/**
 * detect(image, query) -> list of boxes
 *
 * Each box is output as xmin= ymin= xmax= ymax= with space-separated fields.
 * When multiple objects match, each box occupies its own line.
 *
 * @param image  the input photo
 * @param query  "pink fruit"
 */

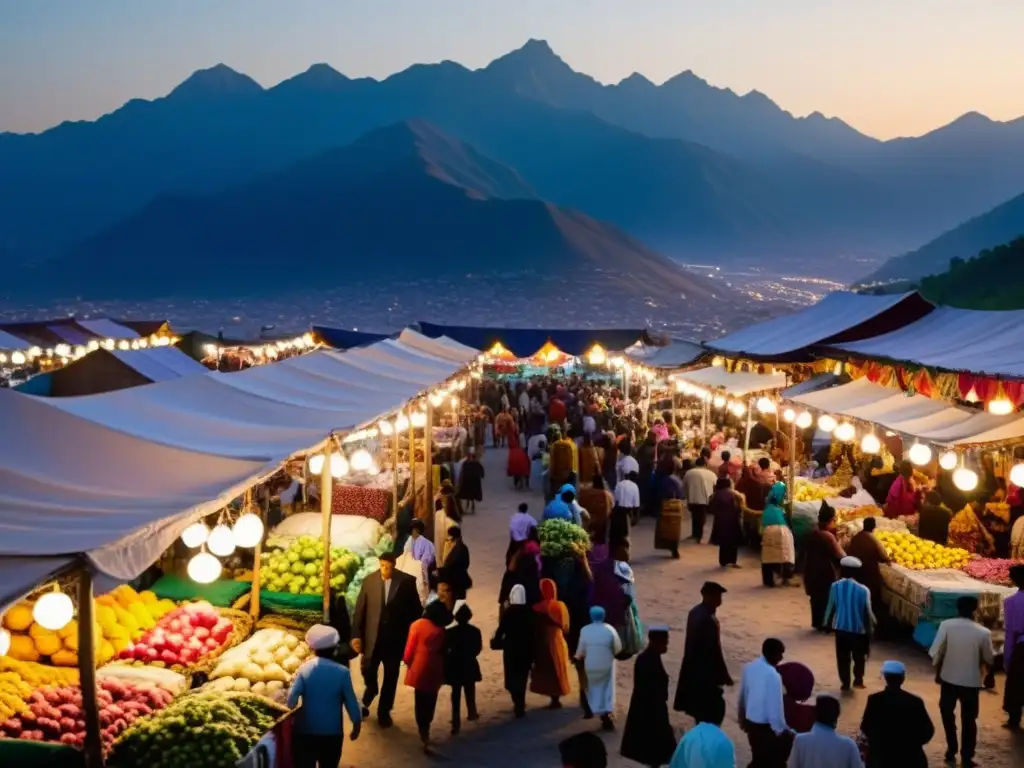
xmin=193 ymin=627 xmax=210 ymax=641
xmin=60 ymin=733 xmax=77 ymax=746
xmin=168 ymin=619 xmax=182 ymax=633
xmin=144 ymin=648 xmax=159 ymax=662
xmin=159 ymin=649 xmax=178 ymax=664
xmin=59 ymin=717 xmax=76 ymax=732
xmin=133 ymin=645 xmax=149 ymax=661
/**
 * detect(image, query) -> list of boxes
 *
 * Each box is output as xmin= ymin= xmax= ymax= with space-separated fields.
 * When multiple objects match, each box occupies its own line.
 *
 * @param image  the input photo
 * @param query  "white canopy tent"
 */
xmin=671 ymin=366 xmax=788 ymax=396
xmin=785 ymin=377 xmax=1024 ymax=447
xmin=398 ymin=328 xmax=480 ymax=364
xmin=626 ymin=340 xmax=705 ymax=371
xmin=0 ymin=337 xmax=472 ymax=608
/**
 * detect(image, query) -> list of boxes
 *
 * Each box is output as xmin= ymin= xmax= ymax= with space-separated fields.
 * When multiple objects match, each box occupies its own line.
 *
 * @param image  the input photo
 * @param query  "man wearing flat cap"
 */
xmin=674 ymin=582 xmax=732 ymax=722
xmin=352 ymin=551 xmax=423 ymax=727
xmin=860 ymin=660 xmax=934 ymax=768
xmin=621 ymin=626 xmax=677 ymax=766
xmin=823 ymin=556 xmax=875 ymax=691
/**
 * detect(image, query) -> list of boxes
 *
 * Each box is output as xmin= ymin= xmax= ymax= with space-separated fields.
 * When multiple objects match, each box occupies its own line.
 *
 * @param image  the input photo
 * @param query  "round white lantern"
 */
xmin=394 ymin=413 xmax=410 ymax=432
xmin=429 ymin=392 xmax=445 ymax=408
xmin=207 ymin=524 xmax=236 ymax=557
xmin=782 ymin=408 xmax=796 ymax=423
xmin=939 ymin=451 xmax=958 ymax=471
xmin=834 ymin=422 xmax=856 ymax=442
xmin=330 ymin=452 xmax=350 ymax=478
xmin=860 ymin=434 xmax=881 ymax=454
xmin=411 ymin=411 xmax=427 ymax=428
xmin=712 ymin=395 xmax=727 ymax=409
xmin=1009 ymin=462 xmax=1024 ymax=488
xmin=180 ymin=522 xmax=210 ymax=548
xmin=0 ymin=628 xmax=10 ymax=657
xmin=33 ymin=591 xmax=74 ymax=631
xmin=818 ymin=414 xmax=837 ymax=433
xmin=232 ymin=513 xmax=264 ymax=548
xmin=378 ymin=419 xmax=394 ymax=436
xmin=987 ymin=397 xmax=1014 ymax=416
xmin=308 ymin=453 xmax=325 ymax=475
xmin=756 ymin=397 xmax=776 ymax=414
xmin=953 ymin=467 xmax=979 ymax=492
xmin=730 ymin=402 xmax=746 ymax=417
xmin=187 ymin=552 xmax=222 ymax=584
xmin=908 ymin=442 xmax=932 ymax=466
xmin=796 ymin=412 xmax=813 ymax=429
xmin=350 ymin=449 xmax=373 ymax=472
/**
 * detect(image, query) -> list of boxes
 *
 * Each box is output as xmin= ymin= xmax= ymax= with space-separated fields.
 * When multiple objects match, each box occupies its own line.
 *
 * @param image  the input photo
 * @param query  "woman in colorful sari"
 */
xmin=760 ymin=481 xmax=795 ymax=588
xmin=530 ymin=578 xmax=572 ymax=708
xmin=885 ymin=460 xmax=917 ymax=519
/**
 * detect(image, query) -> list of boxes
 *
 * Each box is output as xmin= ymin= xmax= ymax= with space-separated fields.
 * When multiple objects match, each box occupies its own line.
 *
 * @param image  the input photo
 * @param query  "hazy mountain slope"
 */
xmin=864 ymin=190 xmax=1024 ymax=283
xmin=918 ymin=237 xmax=1024 ymax=309
xmin=33 ymin=122 xmax=732 ymax=308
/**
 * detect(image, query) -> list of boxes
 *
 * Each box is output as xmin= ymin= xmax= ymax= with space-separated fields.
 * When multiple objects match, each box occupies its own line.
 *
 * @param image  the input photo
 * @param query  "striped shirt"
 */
xmin=824 ymin=578 xmax=874 ymax=635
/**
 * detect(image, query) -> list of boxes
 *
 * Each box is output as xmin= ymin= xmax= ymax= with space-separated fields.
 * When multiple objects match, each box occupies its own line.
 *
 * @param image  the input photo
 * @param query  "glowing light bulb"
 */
xmin=411 ymin=411 xmax=427 ymax=428
xmin=834 ymin=422 xmax=856 ymax=442
xmin=330 ymin=452 xmax=350 ymax=478
xmin=796 ymin=412 xmax=813 ymax=429
xmin=308 ymin=453 xmax=325 ymax=475
xmin=1009 ymin=462 xmax=1024 ymax=488
xmin=0 ymin=628 xmax=10 ymax=657
xmin=860 ymin=434 xmax=880 ymax=454
xmin=908 ymin=442 xmax=932 ymax=466
xmin=756 ymin=397 xmax=776 ymax=414
xmin=350 ymin=449 xmax=373 ymax=472
xmin=953 ymin=467 xmax=978 ymax=492
xmin=378 ymin=420 xmax=394 ymax=436
xmin=939 ymin=451 xmax=958 ymax=471
xmin=231 ymin=513 xmax=264 ymax=548
xmin=207 ymin=524 xmax=236 ymax=557
xmin=188 ymin=552 xmax=222 ymax=584
xmin=394 ymin=414 xmax=410 ymax=432
xmin=180 ymin=522 xmax=210 ymax=548
xmin=33 ymin=591 xmax=74 ymax=631
xmin=817 ymin=414 xmax=837 ymax=433
xmin=987 ymin=397 xmax=1014 ymax=416
xmin=712 ymin=395 xmax=726 ymax=409
xmin=782 ymin=408 xmax=796 ymax=423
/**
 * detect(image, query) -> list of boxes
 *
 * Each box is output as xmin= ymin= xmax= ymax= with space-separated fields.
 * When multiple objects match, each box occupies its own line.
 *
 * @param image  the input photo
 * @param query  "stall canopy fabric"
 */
xmin=626 ymin=340 xmax=705 ymax=370
xmin=830 ymin=306 xmax=1024 ymax=379
xmin=0 ymin=337 xmax=470 ymax=606
xmin=18 ymin=347 xmax=208 ymax=397
xmin=397 ymin=328 xmax=480 ymax=364
xmin=672 ymin=366 xmax=788 ymax=396
xmin=784 ymin=377 xmax=1024 ymax=447
xmin=312 ymin=325 xmax=390 ymax=350
xmin=0 ymin=317 xmax=156 ymax=350
xmin=704 ymin=291 xmax=933 ymax=360
xmin=417 ymin=322 xmax=652 ymax=358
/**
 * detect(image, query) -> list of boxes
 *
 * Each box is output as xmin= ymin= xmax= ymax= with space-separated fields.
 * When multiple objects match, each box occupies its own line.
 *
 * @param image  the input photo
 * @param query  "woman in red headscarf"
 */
xmin=506 ymin=438 xmax=531 ymax=490
xmin=530 ymin=578 xmax=572 ymax=707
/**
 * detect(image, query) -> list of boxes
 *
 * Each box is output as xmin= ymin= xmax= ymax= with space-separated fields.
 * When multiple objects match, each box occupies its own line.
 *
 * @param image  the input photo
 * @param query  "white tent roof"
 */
xmin=626 ymin=340 xmax=705 ymax=370
xmin=109 ymin=347 xmax=208 ymax=383
xmin=0 ymin=338 xmax=468 ymax=606
xmin=832 ymin=306 xmax=1024 ymax=379
xmin=0 ymin=330 xmax=27 ymax=350
xmin=76 ymin=318 xmax=141 ymax=340
xmin=398 ymin=329 xmax=480 ymax=363
xmin=784 ymin=377 xmax=1024 ymax=447
xmin=706 ymin=291 xmax=924 ymax=358
xmin=672 ymin=366 xmax=788 ymax=396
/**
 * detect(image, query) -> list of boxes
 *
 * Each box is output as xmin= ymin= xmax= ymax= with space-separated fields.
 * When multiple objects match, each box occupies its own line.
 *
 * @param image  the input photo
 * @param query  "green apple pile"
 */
xmin=258 ymin=536 xmax=363 ymax=595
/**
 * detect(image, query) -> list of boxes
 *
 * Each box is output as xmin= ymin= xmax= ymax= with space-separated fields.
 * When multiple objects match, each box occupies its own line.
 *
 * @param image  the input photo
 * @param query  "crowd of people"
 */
xmin=275 ymin=372 xmax=1021 ymax=768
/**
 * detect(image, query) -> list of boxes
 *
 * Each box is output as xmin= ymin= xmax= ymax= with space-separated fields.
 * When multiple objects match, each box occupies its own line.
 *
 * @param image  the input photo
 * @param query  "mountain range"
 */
xmin=862 ymin=189 xmax=1024 ymax=283
xmin=29 ymin=121 xmax=727 ymax=309
xmin=918 ymin=236 xmax=1024 ymax=309
xmin=3 ymin=39 xmax=1024 ymax=296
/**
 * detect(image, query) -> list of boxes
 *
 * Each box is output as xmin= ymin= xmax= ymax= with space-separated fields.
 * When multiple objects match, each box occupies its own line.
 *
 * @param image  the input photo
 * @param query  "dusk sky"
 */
xmin=2 ymin=0 xmax=1021 ymax=138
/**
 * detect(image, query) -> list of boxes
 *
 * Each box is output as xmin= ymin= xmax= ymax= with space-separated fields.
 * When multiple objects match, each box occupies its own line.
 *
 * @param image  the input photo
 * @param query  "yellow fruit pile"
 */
xmin=0 ymin=657 xmax=79 ymax=720
xmin=875 ymin=530 xmax=971 ymax=571
xmin=793 ymin=480 xmax=838 ymax=503
xmin=2 ymin=585 xmax=175 ymax=668
xmin=836 ymin=505 xmax=883 ymax=524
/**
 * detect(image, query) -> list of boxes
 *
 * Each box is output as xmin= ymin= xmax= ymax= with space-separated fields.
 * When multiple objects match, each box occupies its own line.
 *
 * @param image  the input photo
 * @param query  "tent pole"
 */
xmin=788 ymin=417 xmax=798 ymax=515
xmin=408 ymin=403 xmax=417 ymax=522
xmin=701 ymin=398 xmax=708 ymax=439
xmin=744 ymin=397 xmax=754 ymax=455
xmin=320 ymin=443 xmax=333 ymax=622
xmin=77 ymin=569 xmax=103 ymax=768
xmin=425 ymin=403 xmax=435 ymax=541
xmin=392 ymin=424 xmax=399 ymax=520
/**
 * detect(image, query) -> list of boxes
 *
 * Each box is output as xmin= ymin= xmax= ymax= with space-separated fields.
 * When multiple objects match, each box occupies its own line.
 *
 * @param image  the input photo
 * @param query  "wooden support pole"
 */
xmin=77 ymin=570 xmax=102 ymax=768
xmin=392 ymin=425 xmax=400 ymax=519
xmin=249 ymin=531 xmax=263 ymax=619
xmin=743 ymin=397 xmax=754 ymax=455
xmin=408 ymin=403 xmax=417 ymax=520
xmin=425 ymin=403 xmax=435 ymax=541
xmin=788 ymin=416 xmax=798 ymax=516
xmin=319 ymin=443 xmax=333 ymax=622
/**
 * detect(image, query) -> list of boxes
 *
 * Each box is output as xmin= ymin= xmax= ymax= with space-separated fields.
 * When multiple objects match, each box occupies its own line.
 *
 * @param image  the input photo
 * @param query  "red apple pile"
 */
xmin=116 ymin=601 xmax=234 ymax=668
xmin=0 ymin=677 xmax=174 ymax=753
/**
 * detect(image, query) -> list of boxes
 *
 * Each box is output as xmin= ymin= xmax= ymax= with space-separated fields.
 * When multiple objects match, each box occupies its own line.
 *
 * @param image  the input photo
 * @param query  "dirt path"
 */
xmin=341 ymin=448 xmax=1024 ymax=767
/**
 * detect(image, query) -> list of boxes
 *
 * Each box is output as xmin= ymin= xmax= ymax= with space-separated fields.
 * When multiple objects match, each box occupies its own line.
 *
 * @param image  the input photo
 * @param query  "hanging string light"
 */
xmin=939 ymin=451 xmax=958 ymax=471
xmin=729 ymin=401 xmax=746 ymax=417
xmin=712 ymin=395 xmax=727 ymax=409
xmin=207 ymin=524 xmax=236 ymax=557
xmin=394 ymin=413 xmax=410 ymax=431
xmin=410 ymin=410 xmax=427 ymax=428
xmin=232 ymin=513 xmax=264 ymax=548
xmin=908 ymin=442 xmax=932 ymax=466
xmin=378 ymin=419 xmax=394 ymax=436
xmin=349 ymin=449 xmax=373 ymax=473
xmin=188 ymin=552 xmax=222 ymax=584
xmin=817 ymin=414 xmax=837 ymax=433
xmin=429 ymin=392 xmax=445 ymax=408
xmin=987 ymin=397 xmax=1014 ymax=416
xmin=308 ymin=453 xmax=325 ymax=475
xmin=330 ymin=452 xmax=350 ymax=478
xmin=756 ymin=397 xmax=776 ymax=414
xmin=953 ymin=459 xmax=979 ymax=492
xmin=33 ymin=589 xmax=75 ymax=631
xmin=834 ymin=422 xmax=856 ymax=442
xmin=860 ymin=433 xmax=881 ymax=454
xmin=0 ymin=628 xmax=10 ymax=657
xmin=1007 ymin=461 xmax=1024 ymax=487
xmin=782 ymin=408 xmax=796 ymax=423
xmin=180 ymin=522 xmax=210 ymax=548
xmin=796 ymin=412 xmax=813 ymax=429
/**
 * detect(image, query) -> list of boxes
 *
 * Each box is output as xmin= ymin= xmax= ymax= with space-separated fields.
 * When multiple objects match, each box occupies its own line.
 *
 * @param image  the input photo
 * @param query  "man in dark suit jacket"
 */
xmin=352 ymin=552 xmax=422 ymax=727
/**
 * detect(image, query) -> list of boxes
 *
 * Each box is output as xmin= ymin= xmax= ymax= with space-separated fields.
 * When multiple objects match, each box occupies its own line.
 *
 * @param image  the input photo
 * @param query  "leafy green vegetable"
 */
xmin=537 ymin=519 xmax=591 ymax=559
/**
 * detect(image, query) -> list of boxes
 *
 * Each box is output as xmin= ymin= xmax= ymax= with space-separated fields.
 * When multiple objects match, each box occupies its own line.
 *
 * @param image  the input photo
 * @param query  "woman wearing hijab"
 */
xmin=493 ymin=584 xmax=535 ymax=718
xmin=760 ymin=481 xmax=796 ymax=587
xmin=440 ymin=525 xmax=472 ymax=600
xmin=578 ymin=474 xmax=615 ymax=543
xmin=287 ymin=625 xmax=362 ymax=768
xmin=579 ymin=433 xmax=602 ymax=491
xmin=530 ymin=578 xmax=572 ymax=708
xmin=507 ymin=437 xmax=531 ymax=490
xmin=779 ymin=661 xmax=816 ymax=734
xmin=575 ymin=605 xmax=623 ymax=731
xmin=885 ymin=460 xmax=918 ymax=519
xmin=710 ymin=476 xmax=744 ymax=568
xmin=403 ymin=600 xmax=451 ymax=753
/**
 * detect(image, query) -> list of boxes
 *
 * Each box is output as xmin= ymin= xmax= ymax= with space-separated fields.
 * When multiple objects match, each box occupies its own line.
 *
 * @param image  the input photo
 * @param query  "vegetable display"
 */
xmin=116 ymin=601 xmax=235 ymax=669
xmin=875 ymin=531 xmax=972 ymax=570
xmin=107 ymin=690 xmax=288 ymax=767
xmin=205 ymin=628 xmax=310 ymax=702
xmin=538 ymin=519 xmax=591 ymax=559
xmin=0 ymin=677 xmax=174 ymax=754
xmin=793 ymin=480 xmax=839 ymax=503
xmin=258 ymin=537 xmax=363 ymax=596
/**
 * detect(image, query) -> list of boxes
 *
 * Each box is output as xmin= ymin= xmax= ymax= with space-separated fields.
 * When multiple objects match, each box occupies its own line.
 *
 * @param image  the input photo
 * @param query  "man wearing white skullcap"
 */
xmin=861 ymin=659 xmax=934 ymax=767
xmin=824 ymin=555 xmax=875 ymax=691
xmin=287 ymin=624 xmax=362 ymax=766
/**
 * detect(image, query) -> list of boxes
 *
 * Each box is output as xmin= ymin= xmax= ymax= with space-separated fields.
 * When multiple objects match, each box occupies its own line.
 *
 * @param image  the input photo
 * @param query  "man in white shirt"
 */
xmin=518 ymin=389 xmax=531 ymax=433
xmin=929 ymin=595 xmax=995 ymax=767
xmin=682 ymin=457 xmax=718 ymax=543
xmin=788 ymin=694 xmax=863 ymax=768
xmin=616 ymin=444 xmax=640 ymax=484
xmin=614 ymin=470 xmax=642 ymax=526
xmin=738 ymin=637 xmax=792 ymax=767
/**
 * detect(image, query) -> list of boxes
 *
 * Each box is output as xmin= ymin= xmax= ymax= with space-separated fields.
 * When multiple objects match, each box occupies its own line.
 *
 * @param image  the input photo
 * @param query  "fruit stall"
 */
xmin=0 ymin=335 xmax=482 ymax=766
